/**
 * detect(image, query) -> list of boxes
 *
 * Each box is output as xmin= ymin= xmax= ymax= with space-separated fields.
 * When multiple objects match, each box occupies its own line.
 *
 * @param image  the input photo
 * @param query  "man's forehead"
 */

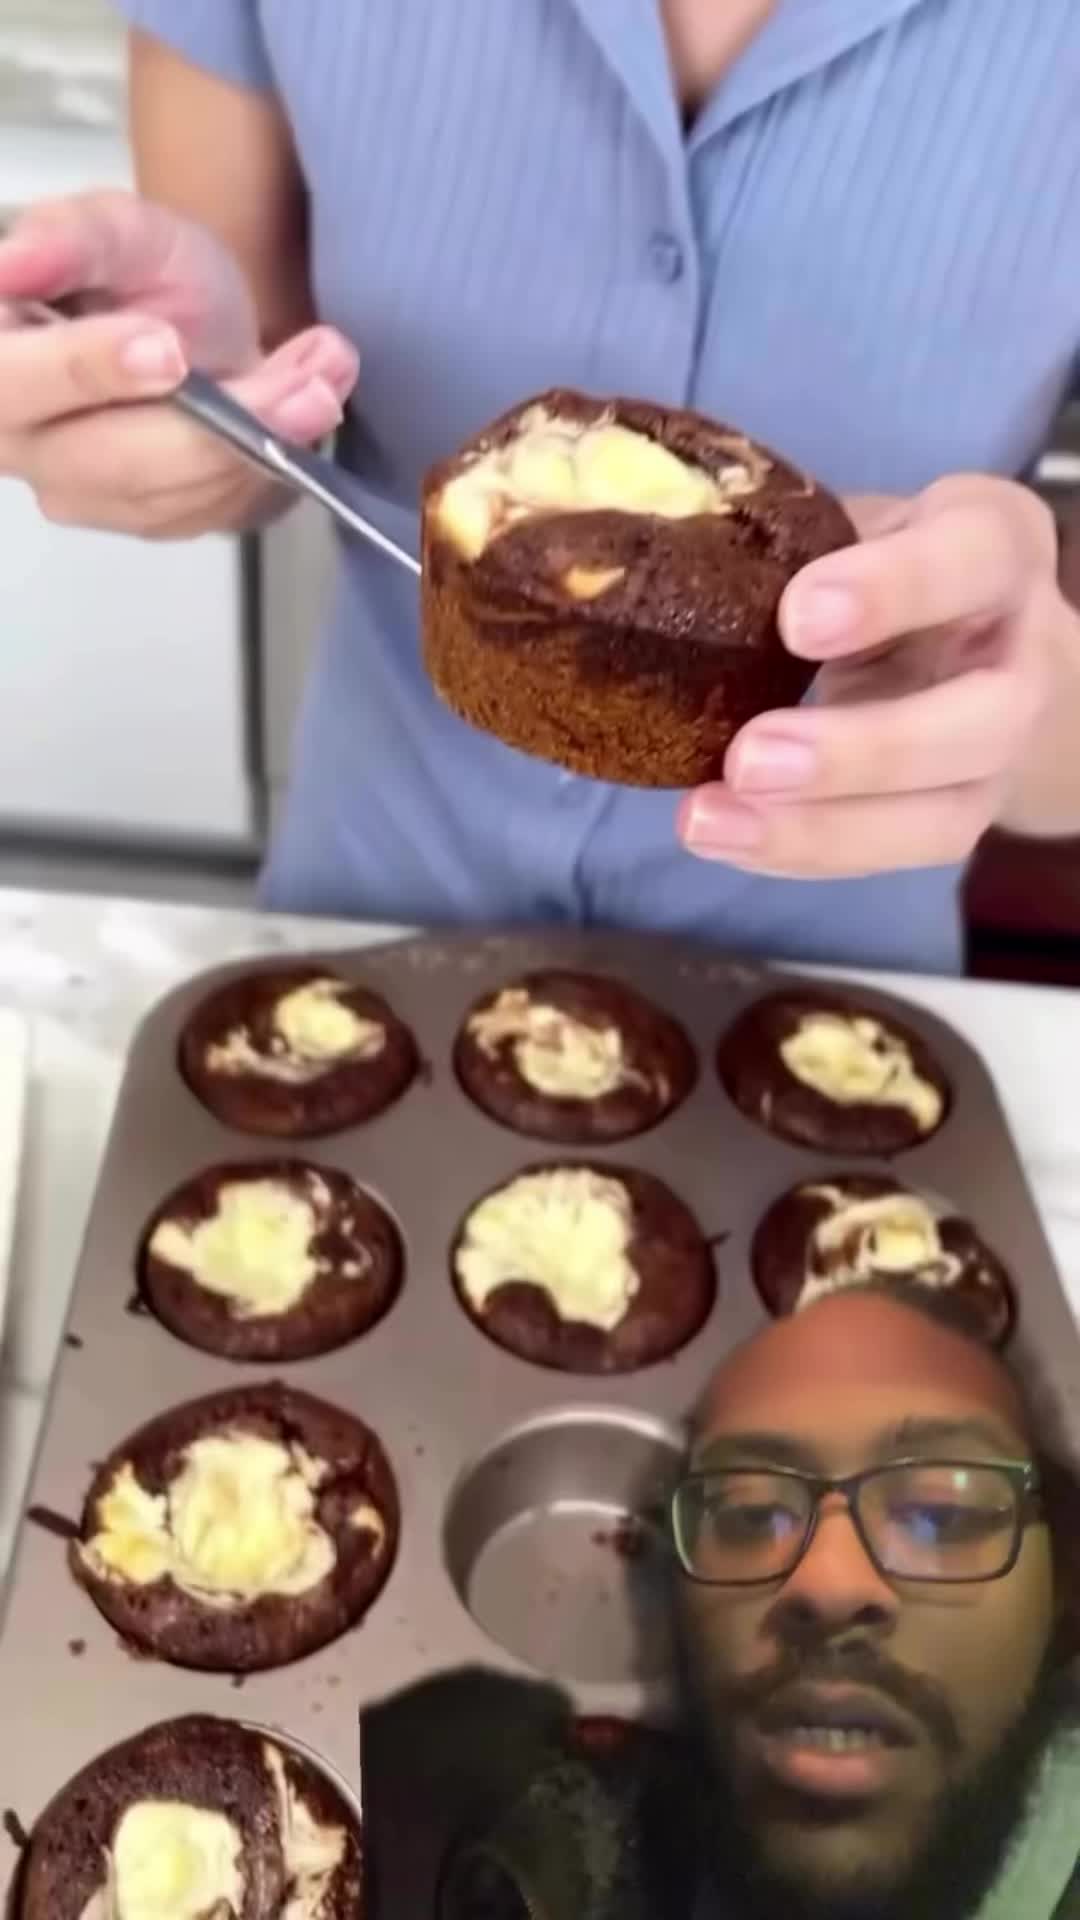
xmin=695 ymin=1293 xmax=1030 ymax=1454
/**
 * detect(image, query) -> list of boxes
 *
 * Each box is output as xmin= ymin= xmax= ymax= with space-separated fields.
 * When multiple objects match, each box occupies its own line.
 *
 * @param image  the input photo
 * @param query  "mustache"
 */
xmin=719 ymin=1640 xmax=962 ymax=1756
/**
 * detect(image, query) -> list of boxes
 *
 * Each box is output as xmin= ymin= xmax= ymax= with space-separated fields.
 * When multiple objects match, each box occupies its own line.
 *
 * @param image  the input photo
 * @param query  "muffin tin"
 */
xmin=0 ymin=927 xmax=1076 ymax=1918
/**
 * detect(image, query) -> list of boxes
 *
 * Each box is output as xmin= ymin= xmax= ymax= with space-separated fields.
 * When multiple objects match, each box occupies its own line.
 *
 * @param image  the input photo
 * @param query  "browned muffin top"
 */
xmin=751 ymin=1172 xmax=1015 ymax=1345
xmin=140 ymin=1160 xmax=402 ymax=1361
xmin=425 ymin=388 xmax=854 ymax=652
xmin=72 ymin=1383 xmax=398 ymax=1671
xmin=19 ymin=1714 xmax=363 ymax=1920
xmin=718 ymin=990 xmax=950 ymax=1154
xmin=451 ymin=1162 xmax=714 ymax=1373
xmin=454 ymin=968 xmax=696 ymax=1143
xmin=179 ymin=966 xmax=419 ymax=1139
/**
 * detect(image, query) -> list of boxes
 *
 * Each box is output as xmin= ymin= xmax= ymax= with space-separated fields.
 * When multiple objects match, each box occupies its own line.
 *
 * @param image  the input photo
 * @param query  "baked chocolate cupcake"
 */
xmin=421 ymin=388 xmax=854 ymax=787
xmin=751 ymin=1174 xmax=1015 ymax=1346
xmin=179 ymin=965 xmax=419 ymax=1138
xmin=19 ymin=1715 xmax=363 ymax=1920
xmin=454 ymin=970 xmax=696 ymax=1143
xmin=71 ymin=1382 xmax=398 ymax=1671
xmin=717 ymin=991 xmax=949 ymax=1154
xmin=139 ymin=1161 xmax=403 ymax=1362
xmin=451 ymin=1164 xmax=714 ymax=1373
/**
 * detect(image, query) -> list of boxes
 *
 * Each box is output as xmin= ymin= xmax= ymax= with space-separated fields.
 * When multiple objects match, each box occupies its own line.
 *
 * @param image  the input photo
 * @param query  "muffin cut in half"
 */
xmin=422 ymin=388 xmax=855 ymax=786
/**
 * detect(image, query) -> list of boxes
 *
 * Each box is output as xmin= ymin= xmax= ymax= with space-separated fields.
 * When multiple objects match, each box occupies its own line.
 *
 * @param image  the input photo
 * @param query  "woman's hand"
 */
xmin=679 ymin=476 xmax=1074 ymax=875
xmin=0 ymin=190 xmax=359 ymax=539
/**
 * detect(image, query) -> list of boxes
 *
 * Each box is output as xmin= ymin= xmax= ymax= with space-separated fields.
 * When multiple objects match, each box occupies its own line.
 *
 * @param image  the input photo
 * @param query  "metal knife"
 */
xmin=18 ymin=297 xmax=421 ymax=579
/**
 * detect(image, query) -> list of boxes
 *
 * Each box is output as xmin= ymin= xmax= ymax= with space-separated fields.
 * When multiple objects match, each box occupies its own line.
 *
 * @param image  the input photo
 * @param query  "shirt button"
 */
xmin=649 ymin=230 xmax=685 ymax=283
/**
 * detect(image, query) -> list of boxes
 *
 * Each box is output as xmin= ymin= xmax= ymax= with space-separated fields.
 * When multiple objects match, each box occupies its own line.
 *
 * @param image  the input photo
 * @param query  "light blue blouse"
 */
xmin=115 ymin=0 xmax=1080 ymax=971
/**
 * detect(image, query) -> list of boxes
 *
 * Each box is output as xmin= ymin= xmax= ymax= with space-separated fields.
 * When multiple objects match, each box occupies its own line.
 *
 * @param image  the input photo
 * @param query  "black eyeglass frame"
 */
xmin=670 ymin=1457 xmax=1043 ymax=1588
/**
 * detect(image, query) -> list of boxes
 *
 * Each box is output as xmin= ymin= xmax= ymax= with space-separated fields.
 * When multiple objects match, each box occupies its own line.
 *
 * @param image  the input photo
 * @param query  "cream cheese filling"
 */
xmin=149 ymin=1178 xmax=336 ymax=1319
xmin=455 ymin=1167 xmax=639 ymax=1332
xmin=83 ymin=1801 xmax=245 ymax=1920
xmin=78 ymin=1740 xmax=352 ymax=1920
xmin=436 ymin=404 xmax=766 ymax=560
xmin=206 ymin=979 xmax=385 ymax=1085
xmin=795 ymin=1186 xmax=964 ymax=1310
xmin=467 ymin=988 xmax=651 ymax=1101
xmin=79 ymin=1430 xmax=338 ymax=1605
xmin=262 ymin=1744 xmax=348 ymax=1920
xmin=779 ymin=1013 xmax=944 ymax=1132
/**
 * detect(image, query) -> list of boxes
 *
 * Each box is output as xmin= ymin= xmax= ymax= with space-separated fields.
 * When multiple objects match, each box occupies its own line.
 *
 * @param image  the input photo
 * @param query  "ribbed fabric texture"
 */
xmin=111 ymin=0 xmax=1080 ymax=969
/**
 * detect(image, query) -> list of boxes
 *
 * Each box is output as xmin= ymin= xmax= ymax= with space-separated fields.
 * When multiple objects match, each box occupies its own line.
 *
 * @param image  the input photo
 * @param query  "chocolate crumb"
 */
xmin=591 ymin=1519 xmax=648 ymax=1561
xmin=68 ymin=1640 xmax=86 ymax=1658
xmin=3 ymin=1810 xmax=29 ymax=1850
xmin=26 ymin=1506 xmax=78 ymax=1542
xmin=64 ymin=1334 xmax=84 ymax=1351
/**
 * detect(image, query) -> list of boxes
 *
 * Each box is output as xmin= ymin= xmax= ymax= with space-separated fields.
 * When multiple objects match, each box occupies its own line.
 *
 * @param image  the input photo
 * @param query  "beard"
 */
xmin=677 ymin=1642 xmax=1075 ymax=1920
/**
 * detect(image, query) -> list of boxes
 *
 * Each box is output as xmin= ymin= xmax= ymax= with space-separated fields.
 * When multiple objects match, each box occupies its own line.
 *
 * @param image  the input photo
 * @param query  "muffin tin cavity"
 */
xmin=138 ymin=1159 xmax=403 ymax=1362
xmin=1 ymin=931 xmax=1073 ymax=1920
xmin=443 ymin=1410 xmax=681 ymax=1686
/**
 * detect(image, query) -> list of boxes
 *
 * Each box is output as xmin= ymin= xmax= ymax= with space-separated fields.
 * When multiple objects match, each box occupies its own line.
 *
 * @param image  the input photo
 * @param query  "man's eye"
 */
xmin=706 ymin=1502 xmax=802 ymax=1544
xmin=890 ymin=1501 xmax=1007 ymax=1545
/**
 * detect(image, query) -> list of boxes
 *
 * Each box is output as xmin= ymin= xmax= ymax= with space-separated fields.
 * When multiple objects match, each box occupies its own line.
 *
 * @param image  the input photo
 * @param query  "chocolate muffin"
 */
xmin=451 ymin=1164 xmax=715 ymax=1373
xmin=139 ymin=1161 xmax=403 ymax=1362
xmin=453 ymin=970 xmax=696 ymax=1143
xmin=71 ymin=1382 xmax=399 ymax=1671
xmin=421 ymin=388 xmax=855 ymax=787
xmin=717 ymin=990 xmax=950 ymax=1154
xmin=751 ymin=1174 xmax=1015 ymax=1346
xmin=19 ymin=1715 xmax=364 ymax=1920
xmin=179 ymin=965 xmax=419 ymax=1138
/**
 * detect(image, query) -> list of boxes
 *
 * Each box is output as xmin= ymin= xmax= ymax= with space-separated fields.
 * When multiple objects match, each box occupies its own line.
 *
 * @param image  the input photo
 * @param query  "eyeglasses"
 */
xmin=671 ymin=1459 xmax=1042 ymax=1587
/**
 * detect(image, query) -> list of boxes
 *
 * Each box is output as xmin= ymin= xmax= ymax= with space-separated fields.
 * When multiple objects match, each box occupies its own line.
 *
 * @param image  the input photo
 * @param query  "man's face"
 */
xmin=677 ymin=1294 xmax=1059 ymax=1918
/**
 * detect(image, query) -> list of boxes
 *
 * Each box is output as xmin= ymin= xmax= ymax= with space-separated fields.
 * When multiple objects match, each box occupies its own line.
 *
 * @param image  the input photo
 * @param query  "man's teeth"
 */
xmin=780 ymin=1726 xmax=887 ymax=1752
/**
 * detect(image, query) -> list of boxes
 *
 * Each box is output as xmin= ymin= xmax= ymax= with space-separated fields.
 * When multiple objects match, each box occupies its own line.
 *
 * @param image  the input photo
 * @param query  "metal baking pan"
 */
xmin=0 ymin=928 xmax=1075 ymax=1918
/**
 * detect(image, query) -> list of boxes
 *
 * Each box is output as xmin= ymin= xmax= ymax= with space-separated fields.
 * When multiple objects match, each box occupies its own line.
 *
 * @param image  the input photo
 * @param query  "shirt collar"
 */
xmin=565 ymin=0 xmax=930 ymax=165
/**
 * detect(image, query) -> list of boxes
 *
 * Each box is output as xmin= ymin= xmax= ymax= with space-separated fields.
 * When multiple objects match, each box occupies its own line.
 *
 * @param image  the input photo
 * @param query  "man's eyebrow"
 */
xmin=690 ymin=1415 xmax=1026 ymax=1475
xmin=873 ymin=1414 xmax=1026 ymax=1459
xmin=691 ymin=1431 xmax=823 ymax=1473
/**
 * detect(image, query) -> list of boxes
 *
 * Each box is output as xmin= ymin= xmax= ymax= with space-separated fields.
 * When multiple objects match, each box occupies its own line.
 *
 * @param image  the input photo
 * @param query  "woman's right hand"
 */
xmin=0 ymin=190 xmax=359 ymax=538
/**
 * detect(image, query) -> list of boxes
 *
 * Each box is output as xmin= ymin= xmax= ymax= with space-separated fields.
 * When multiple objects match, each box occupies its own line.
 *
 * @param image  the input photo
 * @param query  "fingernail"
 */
xmin=730 ymin=733 xmax=818 ymax=794
xmin=788 ymin=583 xmax=861 ymax=653
xmin=682 ymin=796 xmax=765 ymax=857
xmin=120 ymin=329 xmax=185 ymax=385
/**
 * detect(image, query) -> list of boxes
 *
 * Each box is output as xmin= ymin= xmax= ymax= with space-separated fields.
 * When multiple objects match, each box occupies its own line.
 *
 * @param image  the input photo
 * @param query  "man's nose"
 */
xmin=771 ymin=1493 xmax=900 ymax=1631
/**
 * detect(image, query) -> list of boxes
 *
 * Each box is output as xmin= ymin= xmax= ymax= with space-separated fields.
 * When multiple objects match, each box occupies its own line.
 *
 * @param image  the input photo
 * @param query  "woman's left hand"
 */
xmin=679 ymin=475 xmax=1069 ymax=877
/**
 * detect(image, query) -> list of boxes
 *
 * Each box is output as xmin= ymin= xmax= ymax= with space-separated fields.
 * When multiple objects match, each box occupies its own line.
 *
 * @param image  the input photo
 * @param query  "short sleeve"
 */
xmin=110 ymin=0 xmax=274 ymax=93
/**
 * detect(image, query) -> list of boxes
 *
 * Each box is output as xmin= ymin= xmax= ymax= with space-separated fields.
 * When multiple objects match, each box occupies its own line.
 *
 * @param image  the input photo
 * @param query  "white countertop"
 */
xmin=0 ymin=886 xmax=1078 ymax=1576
